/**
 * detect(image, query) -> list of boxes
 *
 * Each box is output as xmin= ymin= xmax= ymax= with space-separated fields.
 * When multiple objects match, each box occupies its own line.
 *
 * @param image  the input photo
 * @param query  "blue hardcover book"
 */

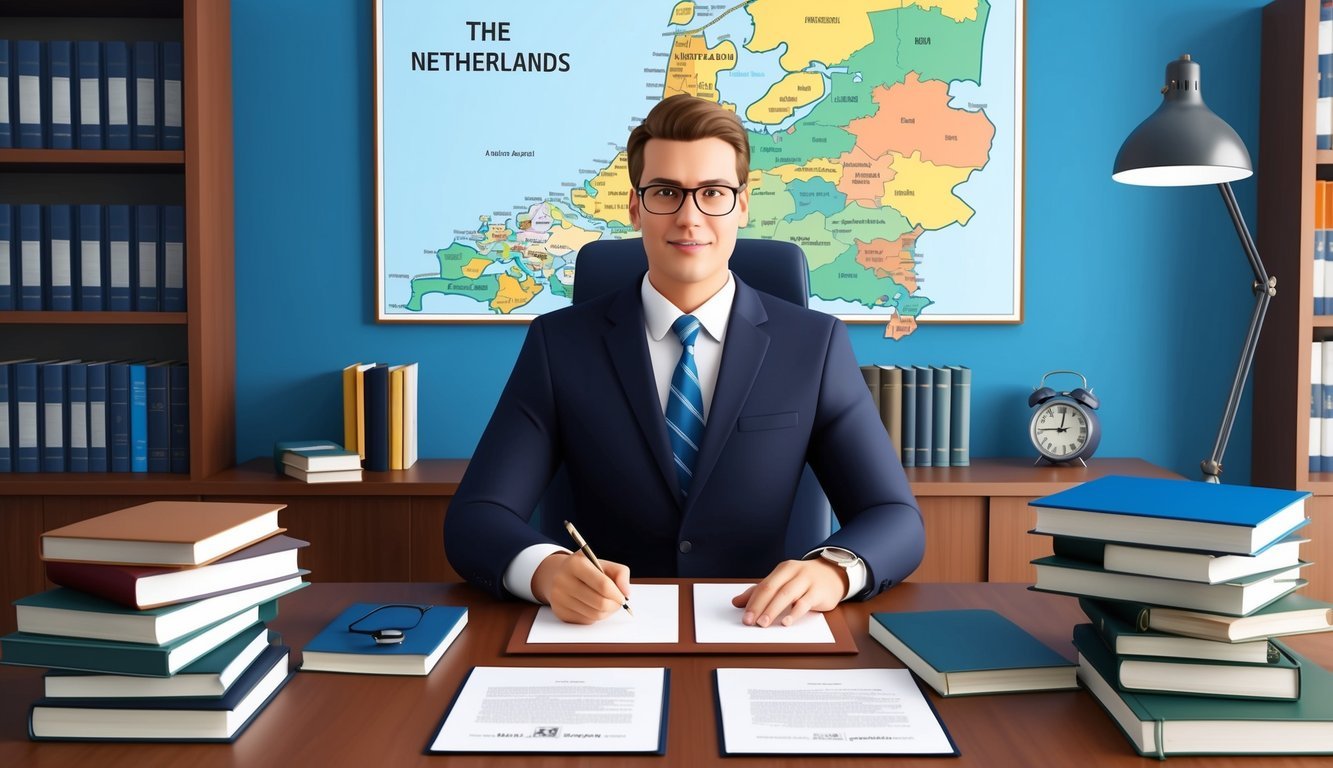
xmin=0 ymin=40 xmax=11 ymax=147
xmin=76 ymin=204 xmax=104 ymax=310
xmin=45 ymin=41 xmax=74 ymax=149
xmin=0 ymin=203 xmax=12 ymax=310
xmin=15 ymin=40 xmax=42 ymax=148
xmin=362 ymin=364 xmax=391 ymax=472
xmin=108 ymin=361 xmax=130 ymax=472
xmin=931 ymin=365 xmax=951 ymax=467
xmin=18 ymin=204 xmax=42 ymax=310
xmin=66 ymin=362 xmax=88 ymax=472
xmin=162 ymin=205 xmax=184 ymax=311
xmin=106 ymin=205 xmax=131 ymax=310
xmin=131 ymin=41 xmax=157 ymax=150
xmin=129 ymin=362 xmax=147 ymax=472
xmin=75 ymin=41 xmax=101 ymax=149
xmin=103 ymin=41 xmax=130 ymax=150
xmin=169 ymin=363 xmax=188 ymax=474
xmin=900 ymin=365 xmax=916 ymax=468
xmin=948 ymin=364 xmax=971 ymax=467
xmin=913 ymin=365 xmax=933 ymax=468
xmin=45 ymin=204 xmax=74 ymax=311
xmin=302 ymin=603 xmax=468 ymax=675
xmin=13 ymin=360 xmax=46 ymax=472
xmin=160 ymin=42 xmax=182 ymax=150
xmin=39 ymin=361 xmax=68 ymax=472
xmin=134 ymin=205 xmax=159 ymax=311
xmin=85 ymin=361 xmax=108 ymax=472
xmin=1031 ymin=475 xmax=1313 ymax=556
xmin=145 ymin=361 xmax=170 ymax=472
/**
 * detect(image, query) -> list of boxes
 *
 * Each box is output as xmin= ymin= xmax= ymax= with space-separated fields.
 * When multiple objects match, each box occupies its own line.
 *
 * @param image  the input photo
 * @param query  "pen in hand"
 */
xmin=563 ymin=520 xmax=633 ymax=617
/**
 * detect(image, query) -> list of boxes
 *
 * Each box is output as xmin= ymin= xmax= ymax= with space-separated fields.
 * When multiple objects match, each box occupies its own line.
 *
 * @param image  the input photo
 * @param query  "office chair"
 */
xmin=535 ymin=238 xmax=834 ymax=559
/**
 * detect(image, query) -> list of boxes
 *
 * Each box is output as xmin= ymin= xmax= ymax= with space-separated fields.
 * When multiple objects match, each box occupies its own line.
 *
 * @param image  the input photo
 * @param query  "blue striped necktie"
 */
xmin=666 ymin=314 xmax=706 ymax=496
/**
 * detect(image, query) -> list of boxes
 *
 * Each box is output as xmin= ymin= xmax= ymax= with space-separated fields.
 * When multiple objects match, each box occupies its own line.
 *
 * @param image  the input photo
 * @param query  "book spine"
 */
xmin=46 ymin=40 xmax=74 ymax=149
xmin=1318 ymin=182 xmax=1327 ymax=315
xmin=86 ymin=363 xmax=107 ymax=473
xmin=77 ymin=204 xmax=104 ymax=311
xmin=40 ymin=362 xmax=66 ymax=473
xmin=161 ymin=205 xmax=185 ymax=311
xmin=404 ymin=363 xmax=418 ymax=469
xmin=881 ymin=366 xmax=902 ymax=457
xmin=948 ymin=365 xmax=971 ymax=467
xmin=145 ymin=363 xmax=169 ymax=473
xmin=75 ymin=40 xmax=101 ymax=149
xmin=169 ymin=364 xmax=189 ymax=474
xmin=0 ymin=359 xmax=11 ymax=472
xmin=900 ymin=366 xmax=916 ymax=467
xmin=1314 ymin=341 xmax=1324 ymax=475
xmin=42 ymin=560 xmax=138 ymax=607
xmin=134 ymin=205 xmax=159 ymax=311
xmin=14 ymin=361 xmax=40 ymax=472
xmin=129 ymin=363 xmax=147 ymax=472
xmin=15 ymin=40 xmax=42 ymax=148
xmin=859 ymin=365 xmax=881 ymax=414
xmin=66 ymin=362 xmax=87 ymax=473
xmin=914 ymin=365 xmax=933 ymax=467
xmin=0 ymin=40 xmax=11 ymax=148
xmin=931 ymin=365 xmax=951 ymax=467
xmin=131 ymin=41 xmax=157 ymax=150
xmin=1323 ymin=340 xmax=1333 ymax=474
xmin=18 ymin=204 xmax=42 ymax=310
xmin=363 ymin=365 xmax=390 ymax=472
xmin=390 ymin=366 xmax=404 ymax=471
xmin=160 ymin=42 xmax=183 ymax=150
xmin=106 ymin=205 xmax=131 ymax=311
xmin=1321 ymin=2 xmax=1333 ymax=150
xmin=45 ymin=204 xmax=74 ymax=311
xmin=0 ymin=203 xmax=11 ymax=311
xmin=103 ymin=42 xmax=130 ymax=150
xmin=108 ymin=363 xmax=130 ymax=472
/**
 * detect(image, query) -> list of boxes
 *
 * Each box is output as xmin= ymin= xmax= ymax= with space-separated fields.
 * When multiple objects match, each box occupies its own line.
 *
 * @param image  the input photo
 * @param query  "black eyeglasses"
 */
xmin=347 ymin=604 xmax=432 ymax=645
xmin=636 ymin=184 xmax=745 ymax=216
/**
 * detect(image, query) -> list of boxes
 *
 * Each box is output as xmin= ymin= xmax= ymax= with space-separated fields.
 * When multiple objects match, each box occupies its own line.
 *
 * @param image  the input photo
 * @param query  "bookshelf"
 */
xmin=0 ymin=0 xmax=234 ymax=482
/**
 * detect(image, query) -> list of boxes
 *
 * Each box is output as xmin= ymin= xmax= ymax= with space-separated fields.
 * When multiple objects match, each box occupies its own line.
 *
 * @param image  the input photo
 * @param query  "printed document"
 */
xmin=714 ymin=668 xmax=956 ymax=755
xmin=526 ymin=583 xmax=679 ymax=644
xmin=693 ymin=583 xmax=834 ymax=643
xmin=429 ymin=666 xmax=668 ymax=753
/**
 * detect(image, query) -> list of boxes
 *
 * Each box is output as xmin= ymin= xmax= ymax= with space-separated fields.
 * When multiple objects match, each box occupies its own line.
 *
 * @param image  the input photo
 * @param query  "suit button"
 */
xmin=679 ymin=540 xmax=692 ymax=554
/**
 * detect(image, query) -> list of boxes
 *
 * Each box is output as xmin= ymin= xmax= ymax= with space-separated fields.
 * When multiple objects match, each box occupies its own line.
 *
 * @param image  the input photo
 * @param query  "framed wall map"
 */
xmin=375 ymin=1 xmax=1024 ymax=337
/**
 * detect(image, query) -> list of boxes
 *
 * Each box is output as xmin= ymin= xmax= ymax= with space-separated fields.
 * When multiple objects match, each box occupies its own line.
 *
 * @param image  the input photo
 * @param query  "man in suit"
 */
xmin=445 ymin=95 xmax=924 ymax=626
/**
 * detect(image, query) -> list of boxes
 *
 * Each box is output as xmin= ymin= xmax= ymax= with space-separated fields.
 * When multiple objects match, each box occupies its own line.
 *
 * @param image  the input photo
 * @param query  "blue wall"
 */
xmin=232 ymin=0 xmax=1270 ymax=483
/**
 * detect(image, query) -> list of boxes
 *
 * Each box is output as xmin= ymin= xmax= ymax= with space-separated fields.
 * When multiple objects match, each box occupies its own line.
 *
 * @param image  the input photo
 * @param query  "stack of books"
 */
xmin=342 ymin=361 xmax=418 ymax=472
xmin=1029 ymin=475 xmax=1333 ymax=758
xmin=274 ymin=439 xmax=362 ymax=483
xmin=858 ymin=363 xmax=971 ymax=467
xmin=0 ymin=500 xmax=310 ymax=742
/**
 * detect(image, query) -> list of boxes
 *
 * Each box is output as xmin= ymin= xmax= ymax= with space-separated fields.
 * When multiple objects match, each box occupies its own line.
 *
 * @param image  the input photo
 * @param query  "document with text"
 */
xmin=526 ymin=583 xmax=679 ymax=644
xmin=713 ymin=668 xmax=957 ymax=756
xmin=429 ymin=666 xmax=669 ymax=754
xmin=694 ymin=583 xmax=834 ymax=643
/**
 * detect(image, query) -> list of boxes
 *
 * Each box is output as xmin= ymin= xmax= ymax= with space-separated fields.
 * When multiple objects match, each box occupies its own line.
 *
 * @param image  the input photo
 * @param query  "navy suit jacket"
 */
xmin=444 ymin=275 xmax=925 ymax=599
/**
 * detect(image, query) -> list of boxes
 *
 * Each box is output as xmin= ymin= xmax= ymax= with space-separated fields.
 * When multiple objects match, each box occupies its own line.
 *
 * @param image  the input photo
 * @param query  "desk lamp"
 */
xmin=1112 ymin=54 xmax=1274 ymax=483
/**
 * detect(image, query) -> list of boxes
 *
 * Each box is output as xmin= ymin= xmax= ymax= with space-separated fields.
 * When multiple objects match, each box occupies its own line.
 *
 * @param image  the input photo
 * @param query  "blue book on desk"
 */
xmin=75 ymin=40 xmax=102 ymax=149
xmin=46 ymin=41 xmax=74 ymax=149
xmin=15 ymin=40 xmax=42 ymax=148
xmin=301 ymin=602 xmax=467 ymax=675
xmin=1030 ymin=475 xmax=1311 ymax=556
xmin=103 ymin=42 xmax=130 ymax=150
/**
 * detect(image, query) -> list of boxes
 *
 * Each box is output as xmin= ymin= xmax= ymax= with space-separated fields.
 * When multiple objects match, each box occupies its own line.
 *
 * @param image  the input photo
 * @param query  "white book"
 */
xmin=1101 ymin=533 xmax=1305 ymax=584
xmin=1032 ymin=558 xmax=1308 ymax=617
xmin=403 ymin=361 xmax=418 ymax=469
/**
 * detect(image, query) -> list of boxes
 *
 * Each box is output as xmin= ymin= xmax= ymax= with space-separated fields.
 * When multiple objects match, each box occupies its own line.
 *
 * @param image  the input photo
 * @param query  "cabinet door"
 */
xmin=987 ymin=496 xmax=1053 ymax=583
xmin=908 ymin=496 xmax=986 ymax=582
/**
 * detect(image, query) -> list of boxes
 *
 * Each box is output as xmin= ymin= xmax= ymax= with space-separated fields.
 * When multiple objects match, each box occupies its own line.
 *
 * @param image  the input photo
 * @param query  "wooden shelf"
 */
xmin=0 ymin=311 xmax=186 ymax=324
xmin=1319 ymin=149 xmax=1333 ymax=165
xmin=0 ymin=149 xmax=184 ymax=172
xmin=1316 ymin=316 xmax=1333 ymax=329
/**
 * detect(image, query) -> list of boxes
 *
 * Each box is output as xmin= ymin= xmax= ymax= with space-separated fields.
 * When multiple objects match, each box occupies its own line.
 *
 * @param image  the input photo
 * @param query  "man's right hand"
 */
xmin=531 ymin=551 xmax=632 ymax=624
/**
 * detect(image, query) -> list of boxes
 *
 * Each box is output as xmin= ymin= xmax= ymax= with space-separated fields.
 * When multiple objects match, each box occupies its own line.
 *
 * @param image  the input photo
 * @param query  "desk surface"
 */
xmin=3 ymin=581 xmax=1330 ymax=767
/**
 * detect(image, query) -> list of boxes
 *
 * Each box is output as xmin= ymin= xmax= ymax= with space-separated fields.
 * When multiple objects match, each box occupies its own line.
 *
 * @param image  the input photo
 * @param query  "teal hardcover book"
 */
xmin=1030 ymin=475 xmax=1310 ymax=555
xmin=868 ymin=609 xmax=1076 ymax=696
xmin=1079 ymin=598 xmax=1277 ymax=665
xmin=272 ymin=439 xmax=352 ymax=472
xmin=1075 ymin=623 xmax=1333 ymax=757
xmin=301 ymin=603 xmax=467 ymax=676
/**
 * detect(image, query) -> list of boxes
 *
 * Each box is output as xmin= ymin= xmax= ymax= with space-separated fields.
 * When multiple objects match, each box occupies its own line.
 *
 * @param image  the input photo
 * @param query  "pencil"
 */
xmin=563 ymin=520 xmax=633 ymax=617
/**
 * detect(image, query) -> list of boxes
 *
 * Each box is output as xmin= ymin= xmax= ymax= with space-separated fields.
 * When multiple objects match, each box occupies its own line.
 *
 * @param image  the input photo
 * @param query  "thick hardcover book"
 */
xmin=1030 ymin=475 xmax=1311 ymax=555
xmin=16 ymin=575 xmax=306 ymax=645
xmin=273 ymin=439 xmax=360 ymax=472
xmin=363 ymin=363 xmax=391 ymax=472
xmin=45 ymin=625 xmax=272 ymax=699
xmin=45 ymin=534 xmax=308 ymax=609
xmin=1 ymin=600 xmax=281 ymax=677
xmin=913 ymin=365 xmax=932 ymax=467
xmin=947 ymin=364 xmax=970 ymax=466
xmin=1097 ymin=593 xmax=1333 ymax=644
xmin=859 ymin=365 xmax=880 ymax=413
xmin=75 ymin=40 xmax=101 ymax=149
xmin=160 ymin=42 xmax=183 ymax=150
xmin=868 ymin=609 xmax=1076 ymax=696
xmin=1079 ymin=598 xmax=1277 ymax=664
xmin=1051 ymin=532 xmax=1306 ymax=584
xmin=130 ymin=41 xmax=157 ymax=149
xmin=86 ymin=361 xmax=107 ymax=472
xmin=46 ymin=41 xmax=74 ymax=148
xmin=302 ymin=603 xmax=467 ymax=676
xmin=877 ymin=364 xmax=902 ymax=455
xmin=15 ymin=40 xmax=41 ymax=148
xmin=282 ymin=465 xmax=363 ymax=484
xmin=29 ymin=645 xmax=291 ymax=742
xmin=1075 ymin=624 xmax=1333 ymax=758
xmin=930 ymin=365 xmax=951 ymax=467
xmin=45 ymin=203 xmax=74 ymax=310
xmin=1031 ymin=555 xmax=1307 ymax=617
xmin=900 ymin=365 xmax=916 ymax=467
xmin=76 ymin=204 xmax=104 ymax=310
xmin=103 ymin=41 xmax=130 ymax=149
xmin=41 ymin=499 xmax=286 ymax=566
xmin=66 ymin=362 xmax=87 ymax=472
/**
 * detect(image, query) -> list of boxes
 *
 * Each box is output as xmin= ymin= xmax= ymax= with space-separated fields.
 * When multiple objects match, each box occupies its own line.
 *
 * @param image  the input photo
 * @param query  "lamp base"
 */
xmin=1200 ymin=459 xmax=1222 ymax=484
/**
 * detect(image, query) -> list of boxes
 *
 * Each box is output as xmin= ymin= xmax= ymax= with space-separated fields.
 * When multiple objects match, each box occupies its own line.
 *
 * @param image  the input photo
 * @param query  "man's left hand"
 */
xmin=730 ymin=558 xmax=847 ymax=627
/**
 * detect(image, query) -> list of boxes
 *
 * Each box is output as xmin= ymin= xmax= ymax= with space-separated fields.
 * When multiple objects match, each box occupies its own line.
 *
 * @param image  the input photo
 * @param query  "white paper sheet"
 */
xmin=526 ymin=583 xmax=679 ymax=644
xmin=693 ymin=583 xmax=835 ymax=643
xmin=714 ymin=668 xmax=955 ymax=755
xmin=430 ymin=666 xmax=667 ymax=753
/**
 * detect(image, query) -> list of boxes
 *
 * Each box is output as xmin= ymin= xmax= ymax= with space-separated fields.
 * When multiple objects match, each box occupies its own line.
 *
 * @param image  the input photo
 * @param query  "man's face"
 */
xmin=628 ymin=137 xmax=749 ymax=301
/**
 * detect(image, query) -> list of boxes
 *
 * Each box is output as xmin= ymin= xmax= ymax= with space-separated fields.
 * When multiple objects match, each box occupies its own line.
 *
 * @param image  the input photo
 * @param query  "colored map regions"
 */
xmin=571 ymin=152 xmax=633 ymax=227
xmin=664 ymin=31 xmax=737 ymax=101
xmin=746 ymin=72 xmax=825 ymax=124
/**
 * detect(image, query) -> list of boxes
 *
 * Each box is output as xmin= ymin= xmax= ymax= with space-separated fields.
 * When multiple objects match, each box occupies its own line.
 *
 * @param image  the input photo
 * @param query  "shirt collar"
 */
xmin=641 ymin=272 xmax=735 ymax=344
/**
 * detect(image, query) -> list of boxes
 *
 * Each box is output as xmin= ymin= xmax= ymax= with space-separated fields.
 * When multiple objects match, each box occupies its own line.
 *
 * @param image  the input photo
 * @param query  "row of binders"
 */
xmin=343 ymin=361 xmax=419 ymax=473
xmin=0 ymin=501 xmax=309 ymax=741
xmin=0 ymin=39 xmax=183 ymax=150
xmin=860 ymin=364 xmax=971 ymax=467
xmin=0 ymin=358 xmax=189 ymax=474
xmin=1027 ymin=475 xmax=1333 ymax=758
xmin=0 ymin=203 xmax=185 ymax=312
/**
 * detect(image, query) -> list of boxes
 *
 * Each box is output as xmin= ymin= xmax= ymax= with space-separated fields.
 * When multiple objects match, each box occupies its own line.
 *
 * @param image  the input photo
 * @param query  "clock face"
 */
xmin=1030 ymin=401 xmax=1091 ymax=460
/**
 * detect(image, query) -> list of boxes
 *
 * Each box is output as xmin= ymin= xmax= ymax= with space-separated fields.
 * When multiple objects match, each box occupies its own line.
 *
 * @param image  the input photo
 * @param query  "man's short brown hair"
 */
xmin=626 ymin=95 xmax=751 ymax=188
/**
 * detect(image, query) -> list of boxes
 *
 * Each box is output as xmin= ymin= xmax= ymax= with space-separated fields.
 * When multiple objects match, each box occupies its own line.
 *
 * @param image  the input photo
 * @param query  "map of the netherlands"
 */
xmin=376 ymin=1 xmax=1023 ymax=337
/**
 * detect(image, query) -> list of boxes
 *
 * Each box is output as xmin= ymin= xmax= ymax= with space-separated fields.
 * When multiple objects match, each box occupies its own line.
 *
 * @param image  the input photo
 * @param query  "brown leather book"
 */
xmin=41 ymin=501 xmax=286 ymax=567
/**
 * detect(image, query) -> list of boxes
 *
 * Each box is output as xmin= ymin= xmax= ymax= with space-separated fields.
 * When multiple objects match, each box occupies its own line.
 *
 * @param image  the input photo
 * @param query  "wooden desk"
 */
xmin=3 ymin=581 xmax=1331 ymax=767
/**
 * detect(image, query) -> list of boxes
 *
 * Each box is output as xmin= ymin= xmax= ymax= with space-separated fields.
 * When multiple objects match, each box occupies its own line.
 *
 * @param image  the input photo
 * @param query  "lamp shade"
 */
xmin=1112 ymin=55 xmax=1252 ymax=187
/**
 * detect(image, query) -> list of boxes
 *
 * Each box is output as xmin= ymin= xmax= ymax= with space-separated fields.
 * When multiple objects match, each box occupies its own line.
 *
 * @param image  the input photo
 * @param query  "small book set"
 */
xmin=342 ymin=361 xmax=419 ymax=472
xmin=1028 ymin=474 xmax=1333 ymax=758
xmin=0 ymin=501 xmax=310 ymax=742
xmin=858 ymin=363 xmax=972 ymax=468
xmin=273 ymin=439 xmax=363 ymax=484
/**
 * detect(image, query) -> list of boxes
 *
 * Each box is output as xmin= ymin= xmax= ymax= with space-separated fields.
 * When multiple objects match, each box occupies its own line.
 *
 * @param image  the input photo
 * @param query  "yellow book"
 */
xmin=389 ymin=365 xmax=406 ymax=470
xmin=342 ymin=363 xmax=375 ymax=459
xmin=402 ymin=362 xmax=419 ymax=470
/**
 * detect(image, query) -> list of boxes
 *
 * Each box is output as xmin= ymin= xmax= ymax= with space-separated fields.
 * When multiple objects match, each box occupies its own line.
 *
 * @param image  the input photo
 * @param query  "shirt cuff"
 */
xmin=503 ymin=543 xmax=572 ymax=603
xmin=805 ymin=546 xmax=868 ymax=601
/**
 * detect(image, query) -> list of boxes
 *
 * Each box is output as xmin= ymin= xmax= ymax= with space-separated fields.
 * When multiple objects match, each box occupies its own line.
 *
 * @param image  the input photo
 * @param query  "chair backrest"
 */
xmin=533 ymin=238 xmax=833 ymax=556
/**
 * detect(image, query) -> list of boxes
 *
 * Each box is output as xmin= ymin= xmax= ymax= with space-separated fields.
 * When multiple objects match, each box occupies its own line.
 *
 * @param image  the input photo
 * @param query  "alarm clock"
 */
xmin=1028 ymin=370 xmax=1101 ymax=466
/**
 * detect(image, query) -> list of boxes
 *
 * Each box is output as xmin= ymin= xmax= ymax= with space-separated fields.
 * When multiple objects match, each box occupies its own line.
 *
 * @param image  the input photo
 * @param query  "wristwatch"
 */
xmin=815 ymin=547 xmax=866 ymax=600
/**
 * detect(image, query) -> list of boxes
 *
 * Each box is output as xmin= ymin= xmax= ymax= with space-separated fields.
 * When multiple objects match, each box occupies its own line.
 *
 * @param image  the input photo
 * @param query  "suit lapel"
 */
xmin=686 ymin=280 xmax=770 ymax=514
xmin=603 ymin=286 xmax=682 ymax=502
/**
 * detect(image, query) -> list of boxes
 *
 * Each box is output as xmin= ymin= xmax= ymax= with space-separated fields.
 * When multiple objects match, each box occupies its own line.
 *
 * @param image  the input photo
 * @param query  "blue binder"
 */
xmin=66 ymin=362 xmax=88 ymax=473
xmin=40 ymin=361 xmax=69 ymax=473
xmin=146 ymin=362 xmax=170 ymax=473
xmin=13 ymin=360 xmax=44 ymax=473
xmin=0 ymin=358 xmax=22 ymax=472
xmin=86 ymin=361 xmax=108 ymax=472
xmin=161 ymin=42 xmax=183 ymax=150
xmin=17 ymin=204 xmax=42 ymax=310
xmin=106 ymin=205 xmax=131 ymax=310
xmin=134 ymin=205 xmax=159 ymax=311
xmin=131 ymin=41 xmax=158 ymax=149
xmin=129 ymin=362 xmax=148 ymax=472
xmin=0 ymin=204 xmax=12 ymax=310
xmin=46 ymin=41 xmax=74 ymax=149
xmin=103 ymin=41 xmax=130 ymax=150
xmin=162 ymin=205 xmax=185 ymax=311
xmin=15 ymin=40 xmax=42 ymax=148
xmin=108 ymin=361 xmax=130 ymax=472
xmin=75 ymin=41 xmax=102 ymax=149
xmin=45 ymin=204 xmax=74 ymax=311
xmin=76 ymin=204 xmax=104 ymax=311
xmin=0 ymin=40 xmax=12 ymax=147
xmin=169 ymin=363 xmax=189 ymax=474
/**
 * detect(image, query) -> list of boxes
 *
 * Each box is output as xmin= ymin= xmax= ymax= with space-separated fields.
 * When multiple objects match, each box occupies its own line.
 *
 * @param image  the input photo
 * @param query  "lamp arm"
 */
xmin=1202 ymin=182 xmax=1276 ymax=483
